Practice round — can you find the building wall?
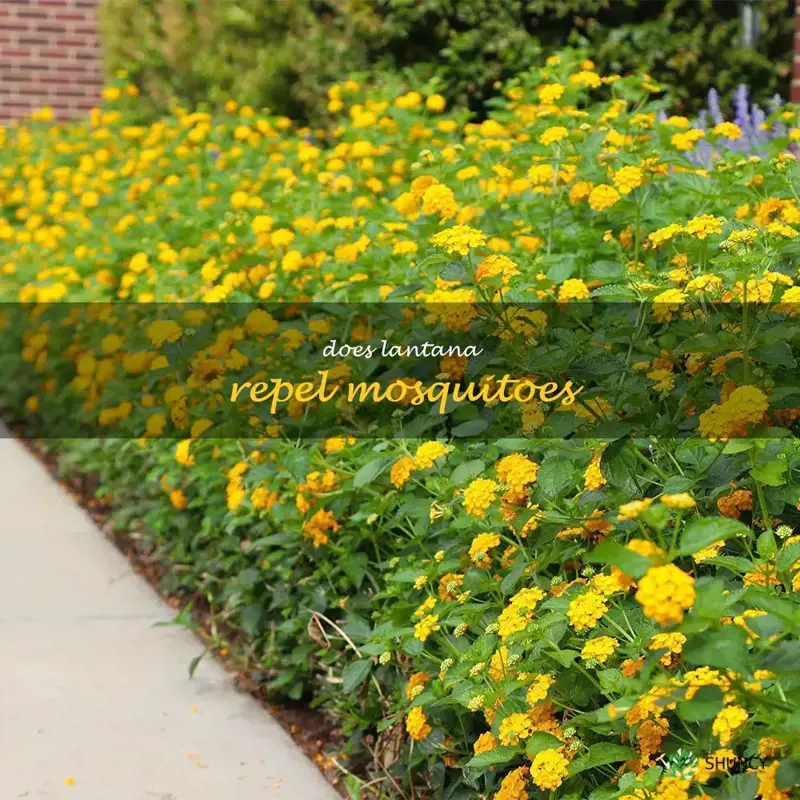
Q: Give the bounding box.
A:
[0,0,102,121]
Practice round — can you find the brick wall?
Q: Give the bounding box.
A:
[0,0,103,121]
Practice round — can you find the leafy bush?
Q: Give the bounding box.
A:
[99,0,795,121]
[98,0,378,121]
[3,51,800,799]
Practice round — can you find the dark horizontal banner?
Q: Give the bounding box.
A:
[1,301,799,439]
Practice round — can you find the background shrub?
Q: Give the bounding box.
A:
[100,0,795,122]
[99,0,379,121]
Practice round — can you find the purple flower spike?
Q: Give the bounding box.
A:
[734,85,752,132]
[691,82,787,162]
[752,104,767,143]
[707,88,724,126]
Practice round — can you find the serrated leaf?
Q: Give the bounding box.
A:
[675,517,749,557]
[526,732,564,757]
[450,459,485,486]
[353,456,390,488]
[683,626,751,676]
[464,746,519,768]
[678,685,723,721]
[451,418,489,437]
[777,540,800,572]
[537,459,574,496]
[762,641,800,673]
[568,743,638,776]
[342,658,372,693]
[500,556,528,594]
[757,530,777,560]
[586,539,651,578]
[775,758,800,791]
[720,773,758,800]
[751,460,787,486]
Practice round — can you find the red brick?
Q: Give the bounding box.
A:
[14,61,50,70]
[54,12,90,22]
[54,37,89,46]
[1,0,101,119]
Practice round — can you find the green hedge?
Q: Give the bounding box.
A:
[100,0,795,122]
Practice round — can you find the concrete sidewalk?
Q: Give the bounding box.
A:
[0,436,339,800]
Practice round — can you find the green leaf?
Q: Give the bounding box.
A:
[756,530,777,560]
[343,773,363,800]
[777,540,800,572]
[746,613,783,640]
[545,256,575,283]
[683,626,751,676]
[641,502,671,532]
[550,648,579,668]
[675,517,749,557]
[537,459,574,496]
[752,342,795,368]
[678,685,723,722]
[464,746,519,768]
[568,743,638,776]
[188,651,206,679]
[500,556,528,594]
[587,259,623,280]
[762,641,800,673]
[526,732,564,757]
[720,773,758,800]
[693,578,745,617]
[340,552,368,588]
[353,456,389,488]
[722,440,754,455]
[586,539,651,578]
[775,758,800,791]
[662,475,693,494]
[750,460,787,487]
[342,658,372,693]
[598,668,624,694]
[389,569,427,582]
[589,789,621,800]
[450,459,486,486]
[342,615,371,641]
[451,418,489,437]
[709,555,756,575]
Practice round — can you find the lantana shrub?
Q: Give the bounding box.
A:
[2,51,800,799]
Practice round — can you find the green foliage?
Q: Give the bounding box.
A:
[100,0,795,122]
[5,50,800,798]
[99,0,378,120]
